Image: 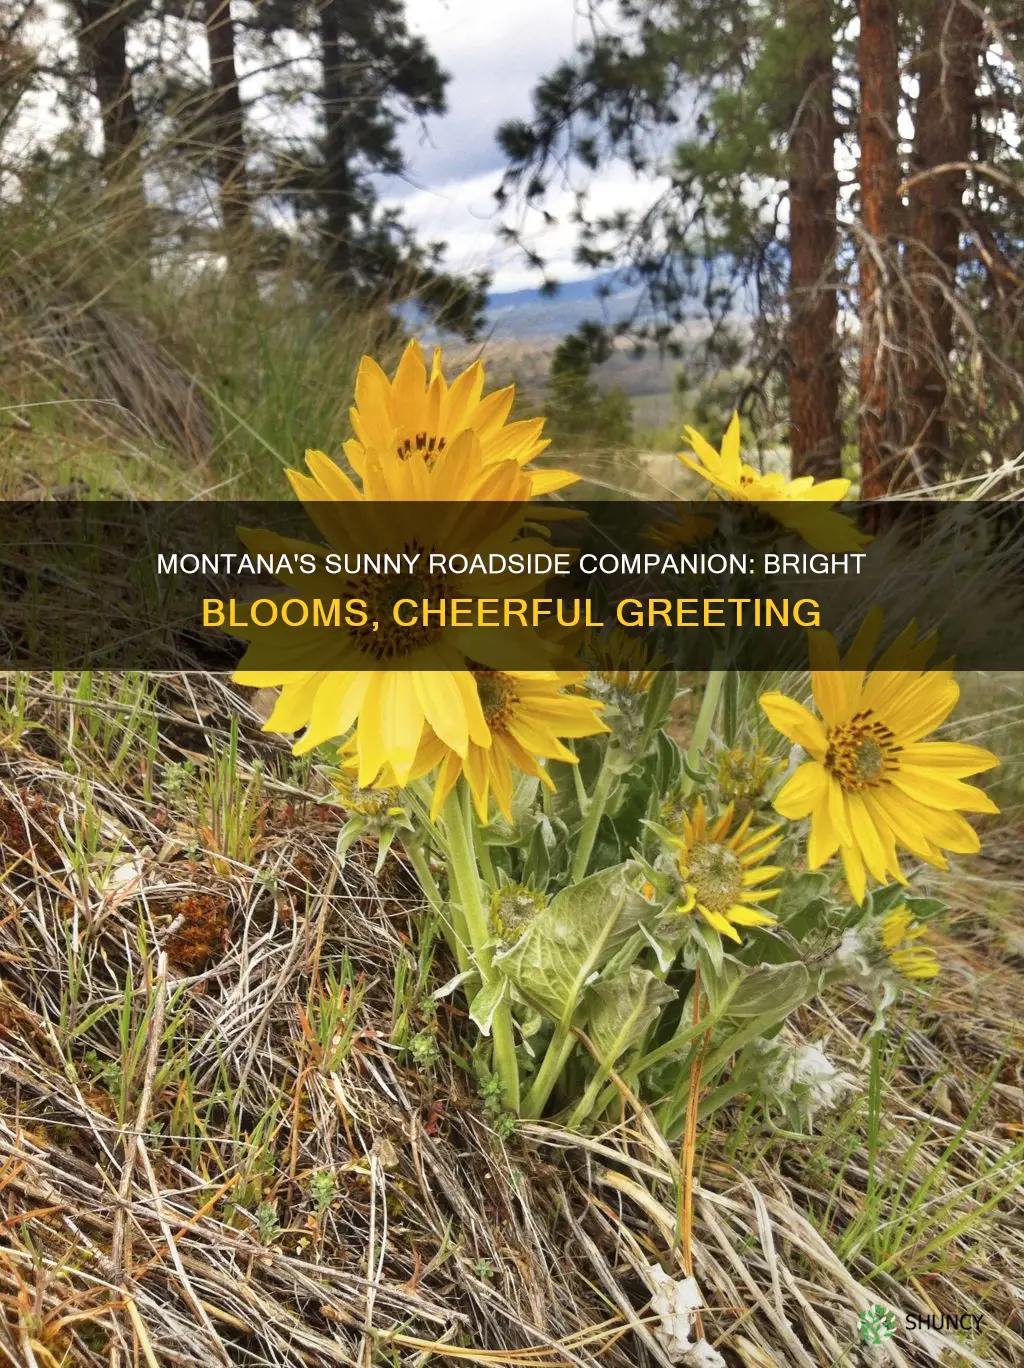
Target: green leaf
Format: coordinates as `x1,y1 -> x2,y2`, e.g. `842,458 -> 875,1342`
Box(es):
653,728 -> 682,792
681,753 -> 708,784
602,928 -> 651,979
695,952 -> 740,1014
607,741 -> 640,776
643,819 -> 681,848
736,926 -> 805,965
432,969 -> 475,1000
481,775 -> 544,846
781,898 -> 829,943
550,736 -> 604,826
903,896 -> 946,921
772,871 -> 830,922
374,827 -> 397,874
588,814 -> 622,874
586,967 -> 676,1066
638,918 -> 687,973
468,976 -> 508,1037
726,962 -> 812,1018
335,816 -> 366,865
494,862 -> 649,1028
522,820 -> 554,888
642,670 -> 679,742
863,882 -> 906,919
692,917 -> 725,975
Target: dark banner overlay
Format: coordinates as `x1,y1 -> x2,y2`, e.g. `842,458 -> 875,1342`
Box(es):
0,499 -> 1020,671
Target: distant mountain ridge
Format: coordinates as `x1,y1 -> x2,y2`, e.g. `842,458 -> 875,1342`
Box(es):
484,275 -> 642,340
487,276 -> 616,307
482,264 -> 730,339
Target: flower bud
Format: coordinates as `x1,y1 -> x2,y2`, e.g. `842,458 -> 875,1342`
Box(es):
332,769 -> 403,831
489,883 -> 547,943
715,745 -> 784,814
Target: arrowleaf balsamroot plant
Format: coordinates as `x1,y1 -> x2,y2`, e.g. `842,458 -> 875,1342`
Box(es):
239,361 -> 1000,1131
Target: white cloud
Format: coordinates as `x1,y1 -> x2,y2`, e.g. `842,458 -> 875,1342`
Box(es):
395,161 -> 669,293
380,0 -> 661,291
399,0 -> 582,181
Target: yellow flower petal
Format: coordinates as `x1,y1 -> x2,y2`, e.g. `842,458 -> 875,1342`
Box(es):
740,865 -> 784,886
774,761 -> 827,819
304,448 -> 362,501
412,669 -> 471,758
807,801 -> 840,868
725,904 -> 777,927
899,741 -> 1000,776
263,673 -> 323,733
698,905 -> 742,942
846,792 -> 890,883
841,841 -> 867,904
890,767 -> 999,814
759,693 -> 827,757
341,341 -> 558,498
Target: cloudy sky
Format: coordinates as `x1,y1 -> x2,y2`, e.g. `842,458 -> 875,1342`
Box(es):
16,0 -> 653,293
379,0 -> 656,293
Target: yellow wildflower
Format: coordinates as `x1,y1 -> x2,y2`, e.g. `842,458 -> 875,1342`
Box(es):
761,608 -> 999,903
670,797 -> 783,942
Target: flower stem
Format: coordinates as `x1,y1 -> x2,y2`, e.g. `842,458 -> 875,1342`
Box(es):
474,820 -> 497,888
521,1024 -> 575,1119
677,964 -> 707,1276
570,745 -> 617,884
680,662 -> 727,794
722,669 -> 740,748
406,841 -> 469,977
444,784 -> 520,1112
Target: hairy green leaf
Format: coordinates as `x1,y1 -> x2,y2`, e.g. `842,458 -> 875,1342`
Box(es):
586,967 -> 676,1066
494,862 -> 649,1028
726,961 -> 812,1018
772,870 -> 830,922
469,976 -> 508,1037
902,896 -> 946,921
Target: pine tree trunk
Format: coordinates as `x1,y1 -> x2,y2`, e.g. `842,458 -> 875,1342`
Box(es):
75,0 -> 149,265
857,0 -> 901,497
203,0 -> 249,243
319,0 -> 354,280
788,0 -> 841,481
904,0 -> 981,483
76,0 -> 142,177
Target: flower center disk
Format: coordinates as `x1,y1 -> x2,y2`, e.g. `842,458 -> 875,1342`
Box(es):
395,430 -> 448,465
475,669 -> 518,730
825,711 -> 897,791
344,540 -> 452,661
685,840 -> 743,914
335,772 -> 397,819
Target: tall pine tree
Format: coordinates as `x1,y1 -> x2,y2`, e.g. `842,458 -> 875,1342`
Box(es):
857,0 -> 901,495
201,0 -> 249,245
498,0 -> 846,476
786,0 -> 841,479
500,0 -> 1024,492
903,0 -> 983,481
253,0 -> 486,334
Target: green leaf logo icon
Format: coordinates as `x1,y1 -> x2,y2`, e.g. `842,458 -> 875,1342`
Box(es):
858,1304 -> 898,1344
